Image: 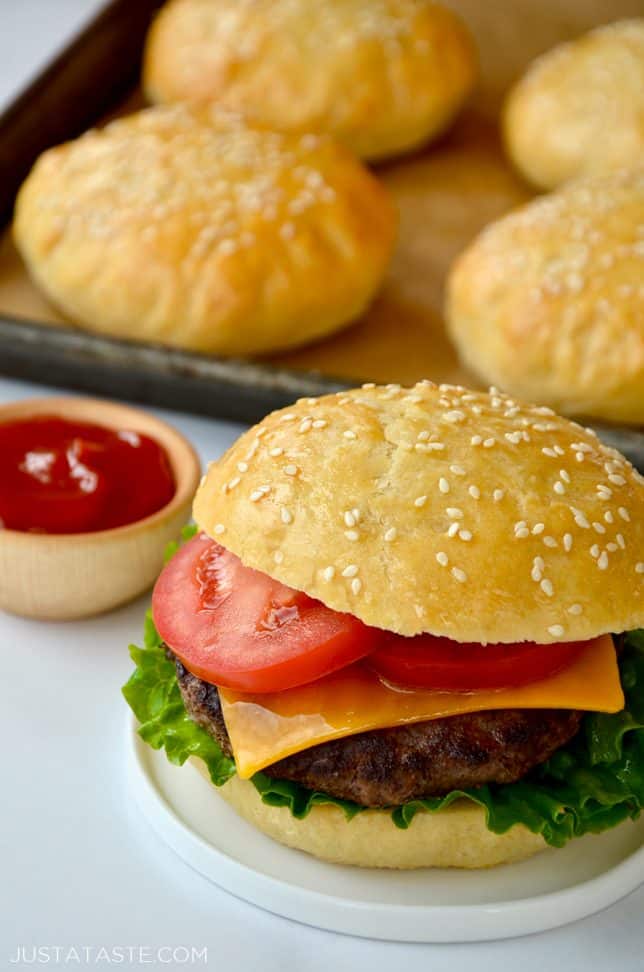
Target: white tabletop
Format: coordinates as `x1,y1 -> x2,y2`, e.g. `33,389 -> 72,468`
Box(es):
0,5 -> 642,969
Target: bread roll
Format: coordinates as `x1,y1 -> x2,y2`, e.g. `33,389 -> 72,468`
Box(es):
193,762 -> 547,869
504,20 -> 644,189
446,168 -> 644,424
143,0 -> 477,161
14,106 -> 396,356
193,381 -> 644,644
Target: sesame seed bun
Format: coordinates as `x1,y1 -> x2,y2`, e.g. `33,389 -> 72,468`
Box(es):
13,106 -> 395,356
191,760 -> 546,869
143,0 -> 477,162
193,382 -> 644,644
446,168 -> 644,425
503,20 -> 644,190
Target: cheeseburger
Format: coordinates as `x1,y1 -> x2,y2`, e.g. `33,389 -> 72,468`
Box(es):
124,382 -> 644,869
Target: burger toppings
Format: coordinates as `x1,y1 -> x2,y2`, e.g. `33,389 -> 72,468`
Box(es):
151,532 -> 624,780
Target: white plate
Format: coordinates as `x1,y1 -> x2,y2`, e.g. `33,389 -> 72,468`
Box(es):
127,717 -> 644,943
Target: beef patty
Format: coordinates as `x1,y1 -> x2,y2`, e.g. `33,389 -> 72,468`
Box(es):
172,651 -> 583,807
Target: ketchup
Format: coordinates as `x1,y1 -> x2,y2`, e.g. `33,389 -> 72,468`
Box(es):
0,415 -> 176,534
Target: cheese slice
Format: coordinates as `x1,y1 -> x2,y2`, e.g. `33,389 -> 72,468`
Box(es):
219,634 -> 623,779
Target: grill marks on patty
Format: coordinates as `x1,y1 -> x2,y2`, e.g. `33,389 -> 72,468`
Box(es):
172,650 -> 583,807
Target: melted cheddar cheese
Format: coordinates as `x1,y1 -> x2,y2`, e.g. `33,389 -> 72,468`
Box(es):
219,634 -> 623,779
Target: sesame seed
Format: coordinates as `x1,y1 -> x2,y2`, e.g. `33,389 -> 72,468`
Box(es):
298,419 -> 312,433
428,442 -> 445,451
618,507 -> 630,521
447,522 -> 460,537
345,530 -> 359,541
493,489 -> 505,502
450,465 -> 466,476
543,536 -> 558,548
548,625 -> 565,637
436,551 -> 449,566
592,522 -> 606,534
604,511 -> 614,523
483,438 -> 496,448
575,452 -> 585,462
568,604 -> 583,615
344,511 -> 356,527
636,563 -> 644,574
542,447 -> 557,458
273,551 -> 284,564
560,470 -> 571,483
342,564 -> 359,578
447,508 -> 464,519
554,481 -> 566,495
312,419 -> 327,429
237,462 -> 249,473
343,430 -> 357,440
284,464 -> 299,476
616,534 -> 626,549
532,523 -> 545,535
438,478 -> 450,494
227,476 -> 241,490
541,579 -> 554,597
609,474 -> 626,486
471,435 -> 482,446
505,432 -> 522,444
563,533 -> 573,551
280,413 -> 296,422
531,565 -> 542,582
515,527 -> 530,539
598,552 -> 609,570
458,530 -> 472,541
250,489 -> 266,502
553,445 -> 565,456
269,447 -> 283,457
534,556 -> 545,571
606,542 -> 618,552
322,566 -> 335,582
468,485 -> 480,499
590,544 -> 600,558
571,508 -> 590,529
384,527 -> 397,542
281,508 -> 293,524
414,495 -> 428,508
213,523 -> 225,535
351,578 -> 362,595
451,567 -> 467,583
444,410 -> 466,423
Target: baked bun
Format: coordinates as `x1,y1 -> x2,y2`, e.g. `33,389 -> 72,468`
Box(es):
446,168 -> 644,425
193,381 -> 644,644
143,0 -> 477,161
13,106 -> 395,356
503,20 -> 644,189
192,761 -> 546,869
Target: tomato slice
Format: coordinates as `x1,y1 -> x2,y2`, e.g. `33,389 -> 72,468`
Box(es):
152,534 -> 381,693
367,634 -> 587,691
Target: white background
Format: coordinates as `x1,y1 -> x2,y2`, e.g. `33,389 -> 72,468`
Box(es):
0,3 -> 642,969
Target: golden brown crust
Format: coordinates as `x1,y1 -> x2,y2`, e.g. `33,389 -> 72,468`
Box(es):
446,168 -> 644,425
143,0 -> 477,161
13,106 -> 395,356
192,762 -> 546,869
503,20 -> 644,189
193,381 -> 644,644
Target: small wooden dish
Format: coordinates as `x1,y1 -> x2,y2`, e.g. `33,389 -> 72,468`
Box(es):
0,396 -> 201,620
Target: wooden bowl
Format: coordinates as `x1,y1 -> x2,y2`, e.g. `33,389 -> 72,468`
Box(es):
0,397 -> 201,620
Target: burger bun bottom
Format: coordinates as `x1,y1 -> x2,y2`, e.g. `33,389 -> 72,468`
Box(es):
191,760 -> 546,869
